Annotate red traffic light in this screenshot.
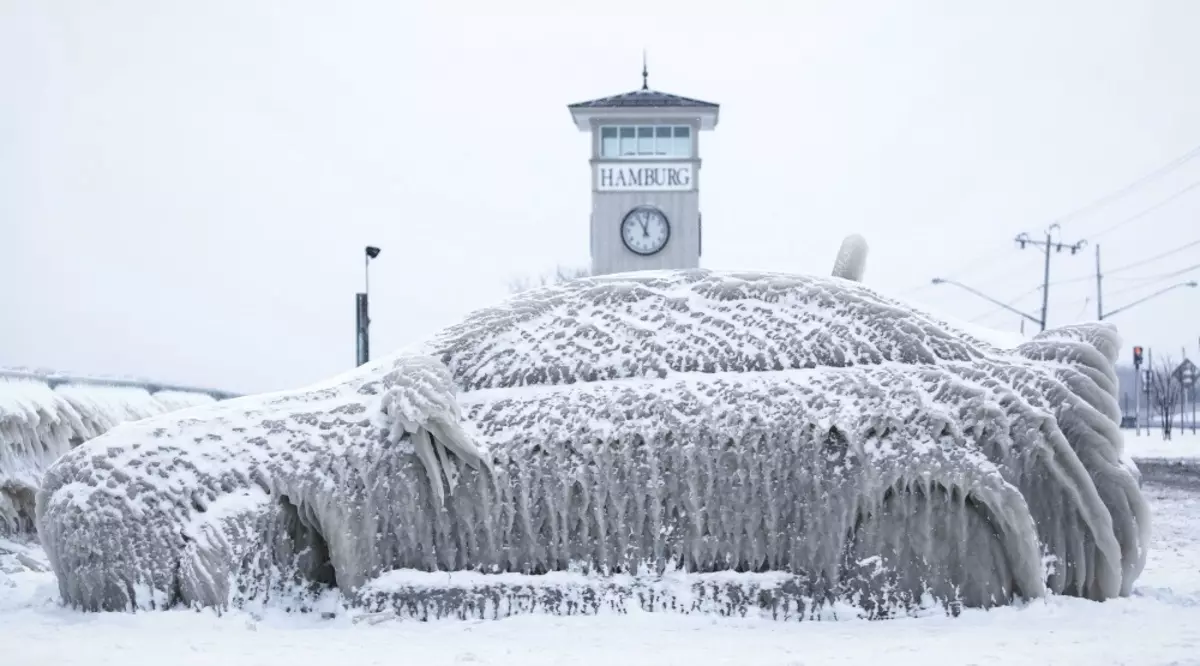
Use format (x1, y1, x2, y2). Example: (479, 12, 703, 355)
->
(1133, 346, 1144, 365)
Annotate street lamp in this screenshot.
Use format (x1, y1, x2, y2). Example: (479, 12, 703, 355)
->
(357, 246, 382, 367)
(1100, 281, 1196, 320)
(931, 277, 1046, 330)
(365, 245, 381, 297)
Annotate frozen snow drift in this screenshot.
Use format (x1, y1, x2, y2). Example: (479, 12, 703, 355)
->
(36, 263, 1149, 619)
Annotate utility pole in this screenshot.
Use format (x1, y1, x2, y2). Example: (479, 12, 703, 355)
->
(1184, 347, 1190, 434)
(1182, 360, 1188, 435)
(1133, 345, 1144, 436)
(1095, 245, 1103, 321)
(1015, 223, 1087, 331)
(1145, 347, 1154, 433)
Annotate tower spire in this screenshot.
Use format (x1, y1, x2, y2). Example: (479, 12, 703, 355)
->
(641, 50, 649, 90)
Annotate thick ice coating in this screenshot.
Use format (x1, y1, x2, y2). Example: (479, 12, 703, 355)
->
(36, 268, 1149, 616)
(0, 377, 216, 535)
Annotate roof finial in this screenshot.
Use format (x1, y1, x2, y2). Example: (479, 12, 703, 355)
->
(641, 49, 649, 90)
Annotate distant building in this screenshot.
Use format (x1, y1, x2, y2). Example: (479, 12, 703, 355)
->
(568, 61, 719, 276)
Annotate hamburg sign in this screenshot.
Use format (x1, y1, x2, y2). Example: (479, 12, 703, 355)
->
(596, 163, 694, 192)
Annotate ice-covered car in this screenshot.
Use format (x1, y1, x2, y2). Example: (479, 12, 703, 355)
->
(36, 237, 1149, 619)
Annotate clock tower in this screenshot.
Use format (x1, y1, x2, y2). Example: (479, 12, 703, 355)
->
(568, 61, 719, 276)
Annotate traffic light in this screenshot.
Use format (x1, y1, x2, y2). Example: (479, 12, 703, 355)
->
(1133, 346, 1144, 366)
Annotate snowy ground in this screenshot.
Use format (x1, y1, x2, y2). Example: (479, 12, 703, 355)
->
(1125, 428, 1200, 460)
(3, 434, 1199, 666)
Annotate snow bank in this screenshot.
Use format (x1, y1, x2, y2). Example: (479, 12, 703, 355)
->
(1125, 431, 1200, 461)
(0, 375, 219, 534)
(36, 269, 1148, 618)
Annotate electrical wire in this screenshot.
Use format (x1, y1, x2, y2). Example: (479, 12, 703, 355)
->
(1106, 261, 1200, 298)
(899, 246, 1035, 296)
(1106, 239, 1200, 275)
(939, 246, 1027, 283)
(903, 141, 1200, 297)
(1058, 142, 1200, 226)
(1052, 239, 1200, 287)
(1087, 178, 1200, 240)
(967, 283, 1044, 322)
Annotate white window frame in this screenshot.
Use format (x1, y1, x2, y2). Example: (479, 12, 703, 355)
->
(599, 124, 692, 160)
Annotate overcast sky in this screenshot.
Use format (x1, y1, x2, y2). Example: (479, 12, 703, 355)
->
(3, 0, 1199, 395)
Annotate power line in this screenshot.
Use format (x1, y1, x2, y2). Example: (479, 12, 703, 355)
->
(1087, 178, 1200, 240)
(939, 246, 1030, 283)
(1036, 269, 1168, 288)
(910, 228, 1196, 303)
(1055, 239, 1200, 285)
(933, 226, 1087, 331)
(1059, 142, 1200, 226)
(1106, 273, 1184, 282)
(1095, 243, 1199, 321)
(1100, 280, 1198, 320)
(1046, 272, 1102, 287)
(1012, 249, 1200, 324)
(1134, 261, 1200, 283)
(906, 141, 1200, 296)
(902, 142, 1200, 297)
(1107, 239, 1200, 275)
(968, 284, 1043, 322)
(1107, 261, 1200, 297)
(897, 245, 1039, 296)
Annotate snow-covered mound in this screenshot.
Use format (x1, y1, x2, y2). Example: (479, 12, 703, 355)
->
(36, 268, 1148, 618)
(0, 374, 224, 535)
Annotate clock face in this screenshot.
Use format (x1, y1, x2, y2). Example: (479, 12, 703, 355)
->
(620, 206, 671, 256)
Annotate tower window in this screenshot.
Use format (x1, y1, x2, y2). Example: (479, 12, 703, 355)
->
(600, 125, 694, 159)
(654, 126, 672, 155)
(637, 127, 654, 155)
(601, 127, 619, 157)
(619, 127, 637, 157)
(673, 126, 691, 157)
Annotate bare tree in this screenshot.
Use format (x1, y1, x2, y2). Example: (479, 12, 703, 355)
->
(1149, 355, 1182, 440)
(508, 265, 591, 295)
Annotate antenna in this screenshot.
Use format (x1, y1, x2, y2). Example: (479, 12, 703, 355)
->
(641, 49, 649, 90)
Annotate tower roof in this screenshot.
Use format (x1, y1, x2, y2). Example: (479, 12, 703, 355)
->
(568, 57, 720, 131)
(567, 88, 719, 111)
(568, 87, 720, 130)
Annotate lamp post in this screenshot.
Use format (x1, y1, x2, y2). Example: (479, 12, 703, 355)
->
(1098, 281, 1197, 320)
(930, 278, 1045, 330)
(357, 246, 382, 367)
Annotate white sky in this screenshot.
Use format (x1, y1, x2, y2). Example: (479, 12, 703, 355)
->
(3, 0, 1199, 394)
